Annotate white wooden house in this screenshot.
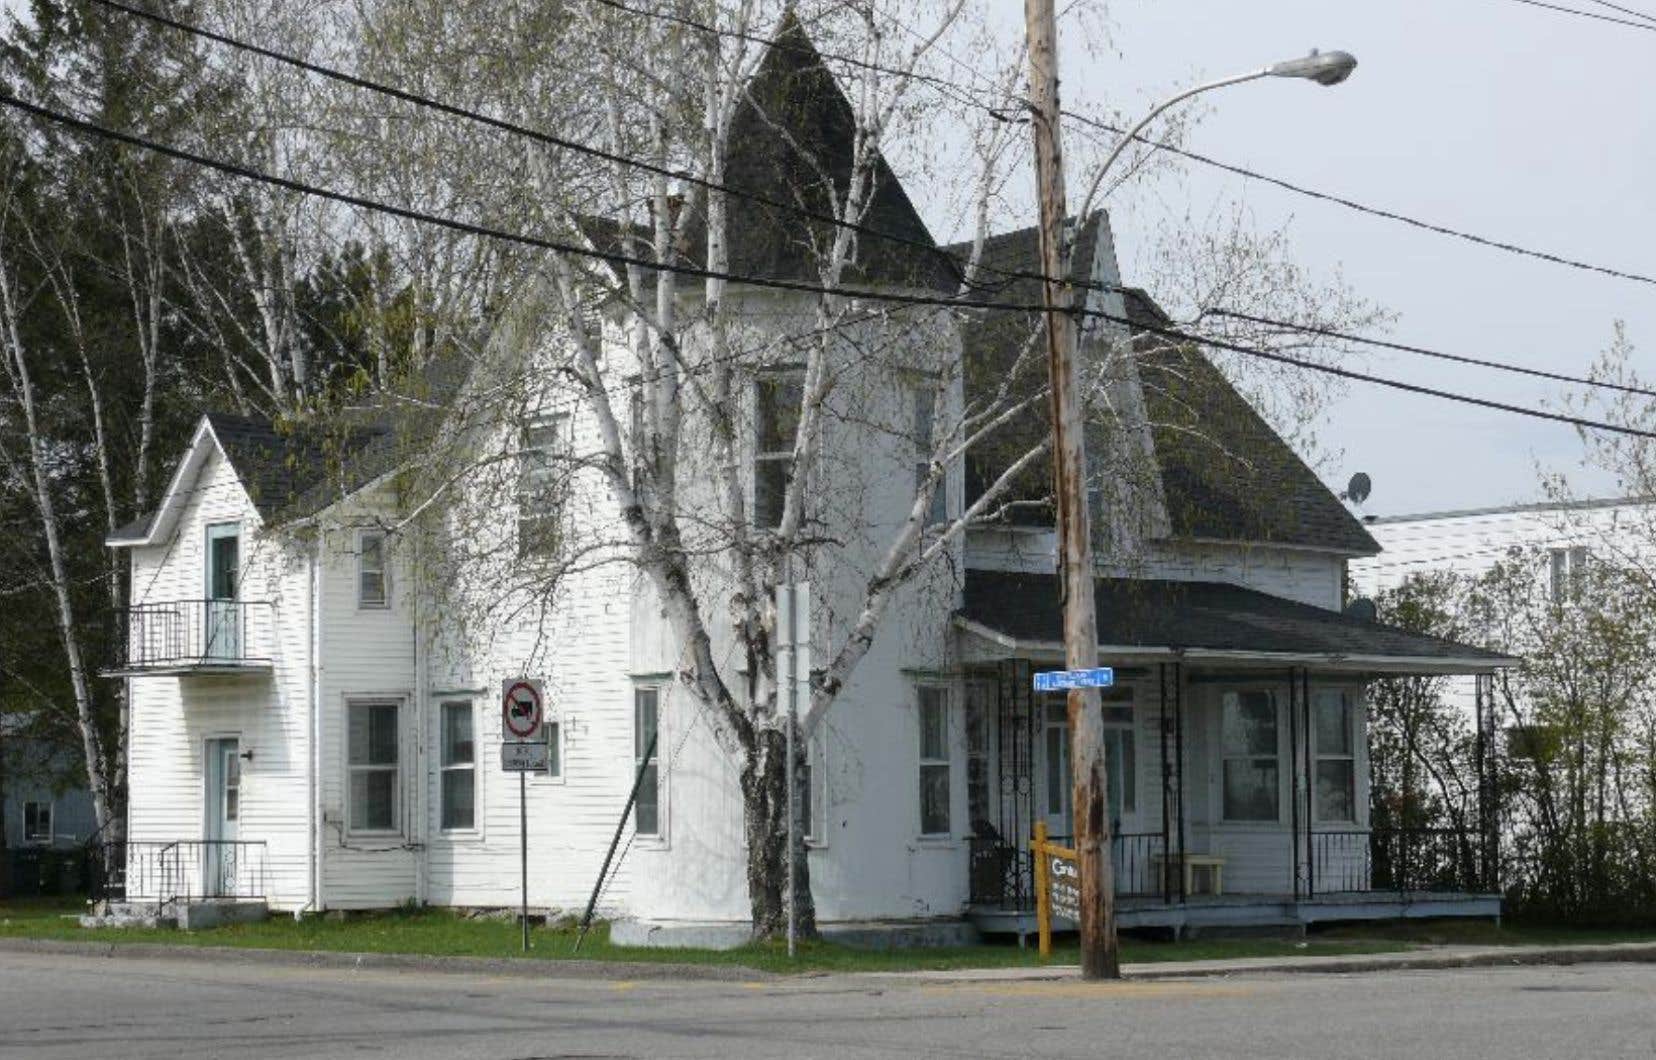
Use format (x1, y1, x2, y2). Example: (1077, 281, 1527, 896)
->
(102, 24, 1511, 942)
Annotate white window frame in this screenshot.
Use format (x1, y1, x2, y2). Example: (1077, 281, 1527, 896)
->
(1549, 545, 1591, 605)
(1217, 687, 1284, 826)
(801, 724, 827, 847)
(916, 684, 954, 840)
(22, 800, 52, 845)
(438, 700, 478, 834)
(518, 411, 571, 557)
(1312, 688, 1360, 825)
(911, 382, 947, 527)
(357, 529, 389, 610)
(632, 684, 665, 843)
(753, 367, 804, 530)
(346, 698, 403, 836)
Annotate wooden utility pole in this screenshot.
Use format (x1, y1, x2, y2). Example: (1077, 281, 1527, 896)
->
(1024, 0, 1119, 979)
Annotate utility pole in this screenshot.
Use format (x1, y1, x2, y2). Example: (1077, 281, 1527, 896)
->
(1024, 0, 1119, 979)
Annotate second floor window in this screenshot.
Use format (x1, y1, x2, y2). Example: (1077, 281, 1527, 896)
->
(519, 413, 570, 556)
(1549, 546, 1590, 604)
(912, 384, 947, 526)
(755, 370, 803, 529)
(358, 530, 388, 609)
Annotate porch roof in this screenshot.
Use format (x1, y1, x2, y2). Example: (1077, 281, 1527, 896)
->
(957, 571, 1517, 675)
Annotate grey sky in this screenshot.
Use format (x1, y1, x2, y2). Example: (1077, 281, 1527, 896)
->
(1049, 0, 1655, 518)
(8, 0, 1647, 519)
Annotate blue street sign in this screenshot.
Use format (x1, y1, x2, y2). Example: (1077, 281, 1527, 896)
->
(1032, 667, 1116, 692)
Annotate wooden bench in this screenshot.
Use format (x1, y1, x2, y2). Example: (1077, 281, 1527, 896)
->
(1153, 853, 1227, 897)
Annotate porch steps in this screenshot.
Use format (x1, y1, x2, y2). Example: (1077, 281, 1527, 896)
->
(81, 901, 175, 930)
(79, 899, 268, 931)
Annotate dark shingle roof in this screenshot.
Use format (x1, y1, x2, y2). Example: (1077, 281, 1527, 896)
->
(203, 413, 387, 524)
(676, 12, 958, 293)
(961, 571, 1507, 664)
(1124, 289, 1379, 555)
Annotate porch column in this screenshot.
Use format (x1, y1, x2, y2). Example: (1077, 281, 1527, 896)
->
(1158, 664, 1172, 904)
(1174, 660, 1187, 903)
(1287, 668, 1302, 899)
(1301, 668, 1315, 900)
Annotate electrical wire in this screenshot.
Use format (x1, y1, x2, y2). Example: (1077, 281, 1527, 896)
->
(1583, 0, 1656, 25)
(1203, 308, 1656, 400)
(1495, 0, 1656, 31)
(7, 89, 1656, 444)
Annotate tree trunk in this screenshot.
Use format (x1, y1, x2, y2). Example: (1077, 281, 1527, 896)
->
(740, 727, 817, 941)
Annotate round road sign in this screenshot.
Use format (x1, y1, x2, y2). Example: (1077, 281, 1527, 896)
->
(502, 679, 543, 740)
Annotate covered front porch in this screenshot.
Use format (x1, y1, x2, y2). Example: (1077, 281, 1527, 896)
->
(956, 573, 1512, 938)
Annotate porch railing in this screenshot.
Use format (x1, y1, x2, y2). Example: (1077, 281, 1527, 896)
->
(110, 600, 275, 674)
(969, 831, 1168, 910)
(1311, 828, 1491, 895)
(89, 840, 267, 905)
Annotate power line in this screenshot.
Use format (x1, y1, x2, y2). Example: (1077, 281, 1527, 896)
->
(8, 89, 1656, 445)
(1204, 307, 1656, 400)
(1059, 109, 1656, 290)
(584, 0, 1656, 291)
(1583, 0, 1656, 24)
(85, 0, 1056, 297)
(1495, 0, 1656, 31)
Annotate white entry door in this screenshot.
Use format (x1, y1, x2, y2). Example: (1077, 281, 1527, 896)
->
(204, 524, 240, 661)
(1039, 697, 1138, 841)
(204, 738, 241, 896)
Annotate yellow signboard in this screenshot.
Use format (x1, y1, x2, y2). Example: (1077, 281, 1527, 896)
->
(1030, 821, 1080, 958)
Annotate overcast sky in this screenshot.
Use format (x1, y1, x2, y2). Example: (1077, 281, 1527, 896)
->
(8, 0, 1649, 519)
(1039, 0, 1655, 518)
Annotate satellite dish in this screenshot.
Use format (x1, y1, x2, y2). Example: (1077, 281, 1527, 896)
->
(1344, 597, 1378, 623)
(1343, 472, 1372, 505)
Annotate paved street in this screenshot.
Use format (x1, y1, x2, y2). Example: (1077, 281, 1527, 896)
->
(1, 951, 1654, 1059)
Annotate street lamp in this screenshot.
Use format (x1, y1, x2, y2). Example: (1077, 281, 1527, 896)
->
(1081, 49, 1358, 206)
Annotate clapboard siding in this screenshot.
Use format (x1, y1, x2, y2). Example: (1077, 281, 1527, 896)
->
(125, 446, 313, 909)
(967, 530, 1345, 611)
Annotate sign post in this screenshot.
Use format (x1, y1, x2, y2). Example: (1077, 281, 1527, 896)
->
(1031, 821, 1081, 958)
(501, 679, 545, 953)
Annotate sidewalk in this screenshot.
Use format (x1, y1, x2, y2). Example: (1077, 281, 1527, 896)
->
(871, 941, 1656, 982)
(3, 934, 1655, 984)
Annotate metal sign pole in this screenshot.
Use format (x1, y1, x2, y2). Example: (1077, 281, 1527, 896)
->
(519, 769, 529, 952)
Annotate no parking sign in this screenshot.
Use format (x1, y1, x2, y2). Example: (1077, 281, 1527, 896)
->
(501, 679, 544, 742)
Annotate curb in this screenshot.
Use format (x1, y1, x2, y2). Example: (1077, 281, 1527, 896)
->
(876, 941, 1656, 984)
(0, 936, 778, 982)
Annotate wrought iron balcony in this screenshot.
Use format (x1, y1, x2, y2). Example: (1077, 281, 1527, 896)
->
(105, 599, 275, 676)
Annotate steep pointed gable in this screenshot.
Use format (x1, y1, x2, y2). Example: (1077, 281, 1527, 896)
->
(682, 12, 958, 293)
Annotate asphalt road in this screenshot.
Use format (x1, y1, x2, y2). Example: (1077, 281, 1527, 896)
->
(2, 950, 1654, 1059)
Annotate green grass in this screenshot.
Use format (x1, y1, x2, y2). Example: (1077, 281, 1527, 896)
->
(7, 900, 1651, 974)
(0, 898, 1408, 974)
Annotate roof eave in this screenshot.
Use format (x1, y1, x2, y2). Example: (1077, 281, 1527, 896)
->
(953, 616, 1517, 675)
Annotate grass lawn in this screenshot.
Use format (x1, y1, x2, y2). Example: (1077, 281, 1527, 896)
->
(1, 899, 1647, 975)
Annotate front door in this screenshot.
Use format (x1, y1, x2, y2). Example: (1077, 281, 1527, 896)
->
(204, 524, 240, 660)
(1039, 696, 1138, 839)
(204, 738, 241, 896)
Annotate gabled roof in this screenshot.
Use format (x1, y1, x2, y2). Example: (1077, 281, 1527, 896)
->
(1124, 289, 1379, 556)
(960, 571, 1514, 673)
(954, 220, 1378, 556)
(676, 12, 958, 293)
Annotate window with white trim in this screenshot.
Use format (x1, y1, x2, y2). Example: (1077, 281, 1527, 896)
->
(357, 530, 388, 609)
(634, 687, 660, 836)
(439, 701, 475, 831)
(917, 685, 952, 837)
(1313, 689, 1357, 823)
(22, 801, 51, 844)
(1549, 546, 1590, 604)
(1220, 690, 1279, 822)
(754, 369, 803, 529)
(912, 384, 947, 526)
(799, 726, 826, 844)
(518, 412, 570, 556)
(348, 701, 401, 833)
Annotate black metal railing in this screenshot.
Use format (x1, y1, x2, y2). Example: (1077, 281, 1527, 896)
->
(89, 840, 267, 904)
(1312, 828, 1490, 895)
(969, 830, 1168, 909)
(112, 600, 275, 673)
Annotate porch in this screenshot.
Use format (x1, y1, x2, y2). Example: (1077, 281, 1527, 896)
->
(87, 840, 269, 928)
(103, 599, 275, 677)
(955, 574, 1513, 937)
